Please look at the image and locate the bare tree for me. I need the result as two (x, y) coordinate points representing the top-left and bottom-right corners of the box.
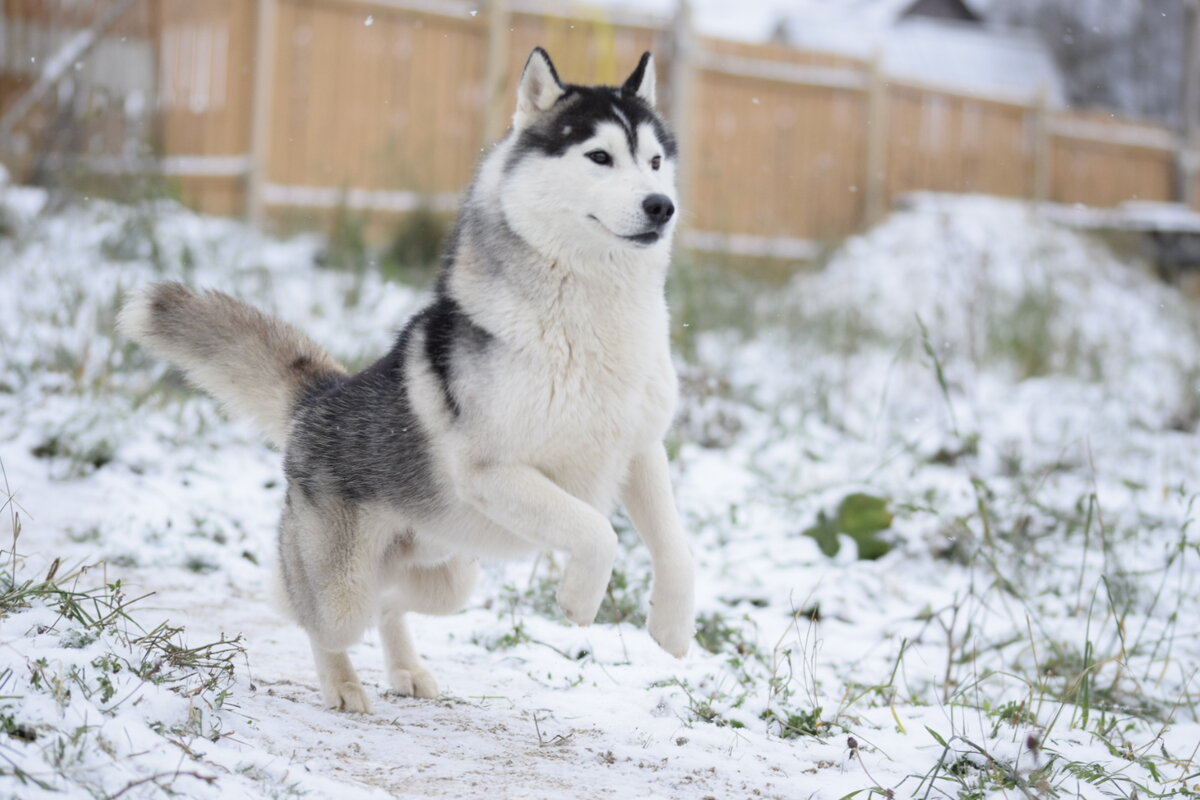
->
(988, 0), (1188, 127)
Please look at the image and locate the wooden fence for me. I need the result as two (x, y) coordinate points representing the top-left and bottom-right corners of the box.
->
(3, 0), (1198, 257)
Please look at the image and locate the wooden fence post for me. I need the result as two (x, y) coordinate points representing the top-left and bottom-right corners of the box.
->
(247, 0), (277, 228)
(1181, 140), (1199, 212)
(863, 49), (887, 226)
(481, 0), (512, 148)
(669, 0), (695, 230)
(147, 0), (165, 159)
(1031, 85), (1051, 203)
(1179, 0), (1199, 207)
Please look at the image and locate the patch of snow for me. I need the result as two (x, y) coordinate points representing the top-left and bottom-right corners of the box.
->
(1, 189), (1197, 798)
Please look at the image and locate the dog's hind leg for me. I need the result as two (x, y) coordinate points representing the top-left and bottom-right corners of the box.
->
(304, 579), (374, 713)
(378, 609), (438, 699)
(278, 495), (376, 713)
(309, 643), (371, 713)
(379, 557), (478, 698)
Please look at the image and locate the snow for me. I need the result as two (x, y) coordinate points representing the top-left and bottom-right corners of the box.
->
(775, 11), (1065, 104)
(1048, 200), (1200, 235)
(568, 0), (797, 42)
(2, 185), (1199, 798)
(797, 193), (1197, 416)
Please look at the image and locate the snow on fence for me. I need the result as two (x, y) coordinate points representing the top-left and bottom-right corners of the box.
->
(2, 0), (1198, 255)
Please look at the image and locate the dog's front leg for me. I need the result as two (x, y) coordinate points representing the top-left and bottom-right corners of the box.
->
(457, 463), (617, 625)
(621, 445), (695, 657)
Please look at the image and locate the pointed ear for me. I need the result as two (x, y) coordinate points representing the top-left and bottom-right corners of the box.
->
(514, 47), (566, 129)
(622, 52), (655, 106)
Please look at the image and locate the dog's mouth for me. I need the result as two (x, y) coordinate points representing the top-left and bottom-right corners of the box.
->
(588, 216), (662, 247)
(622, 230), (661, 246)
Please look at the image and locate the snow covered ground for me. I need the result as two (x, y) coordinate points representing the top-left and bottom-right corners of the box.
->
(2, 183), (1198, 799)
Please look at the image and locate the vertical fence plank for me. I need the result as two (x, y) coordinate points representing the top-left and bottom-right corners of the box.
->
(1178, 0), (1199, 206)
(669, 0), (695, 231)
(247, 0), (276, 226)
(147, 0), (164, 157)
(1031, 85), (1050, 201)
(863, 49), (887, 226)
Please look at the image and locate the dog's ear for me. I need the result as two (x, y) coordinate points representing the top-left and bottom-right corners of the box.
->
(622, 52), (655, 107)
(514, 47), (566, 129)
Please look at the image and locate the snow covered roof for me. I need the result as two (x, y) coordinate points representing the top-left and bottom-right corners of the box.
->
(567, 0), (798, 43)
(790, 0), (984, 26)
(774, 8), (1065, 105)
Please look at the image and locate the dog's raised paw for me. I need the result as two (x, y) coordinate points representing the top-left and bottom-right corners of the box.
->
(388, 667), (439, 699)
(556, 583), (604, 627)
(328, 681), (372, 713)
(648, 613), (693, 658)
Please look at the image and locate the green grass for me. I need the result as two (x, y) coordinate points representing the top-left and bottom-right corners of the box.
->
(657, 258), (1199, 795)
(0, 469), (246, 797)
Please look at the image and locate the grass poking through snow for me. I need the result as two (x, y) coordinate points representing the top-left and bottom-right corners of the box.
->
(2, 188), (1199, 798)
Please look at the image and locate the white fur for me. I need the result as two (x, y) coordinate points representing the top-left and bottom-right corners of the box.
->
(116, 286), (155, 343)
(501, 120), (678, 257)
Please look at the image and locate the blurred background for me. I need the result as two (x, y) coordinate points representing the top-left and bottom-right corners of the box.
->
(2, 0), (1198, 276)
(4, 6), (1200, 794)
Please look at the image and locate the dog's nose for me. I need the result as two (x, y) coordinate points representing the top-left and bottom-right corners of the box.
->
(642, 194), (675, 226)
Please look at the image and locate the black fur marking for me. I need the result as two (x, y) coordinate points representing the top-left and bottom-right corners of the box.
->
(504, 84), (677, 173)
(421, 294), (492, 419)
(622, 52), (652, 96)
(608, 95), (640, 162)
(424, 262), (496, 416)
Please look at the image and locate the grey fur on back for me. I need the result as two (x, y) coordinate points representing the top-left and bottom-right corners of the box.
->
(283, 317), (444, 515)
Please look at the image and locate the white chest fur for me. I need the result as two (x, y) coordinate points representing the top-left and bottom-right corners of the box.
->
(460, 271), (675, 508)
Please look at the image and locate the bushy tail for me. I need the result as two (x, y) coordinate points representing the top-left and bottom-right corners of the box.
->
(118, 282), (346, 446)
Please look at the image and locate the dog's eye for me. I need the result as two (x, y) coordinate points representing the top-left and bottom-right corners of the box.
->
(586, 150), (612, 166)
(650, 155), (662, 171)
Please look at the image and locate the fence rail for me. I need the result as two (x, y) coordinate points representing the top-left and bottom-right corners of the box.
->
(3, 0), (1198, 255)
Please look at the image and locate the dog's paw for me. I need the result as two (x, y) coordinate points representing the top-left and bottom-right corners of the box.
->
(556, 580), (605, 626)
(387, 667), (439, 699)
(648, 607), (694, 658)
(557, 538), (616, 626)
(648, 618), (696, 662)
(325, 681), (372, 713)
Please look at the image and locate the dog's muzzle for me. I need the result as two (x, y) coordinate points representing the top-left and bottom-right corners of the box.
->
(620, 194), (675, 246)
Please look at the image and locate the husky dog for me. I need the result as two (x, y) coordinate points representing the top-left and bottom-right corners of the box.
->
(120, 48), (694, 713)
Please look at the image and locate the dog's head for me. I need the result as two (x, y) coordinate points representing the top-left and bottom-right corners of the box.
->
(499, 48), (679, 258)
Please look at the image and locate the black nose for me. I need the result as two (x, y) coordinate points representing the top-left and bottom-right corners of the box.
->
(642, 194), (675, 226)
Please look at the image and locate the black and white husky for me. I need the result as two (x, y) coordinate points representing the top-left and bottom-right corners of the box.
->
(120, 48), (694, 713)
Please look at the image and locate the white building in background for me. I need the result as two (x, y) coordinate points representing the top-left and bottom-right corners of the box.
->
(772, 0), (1066, 106)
